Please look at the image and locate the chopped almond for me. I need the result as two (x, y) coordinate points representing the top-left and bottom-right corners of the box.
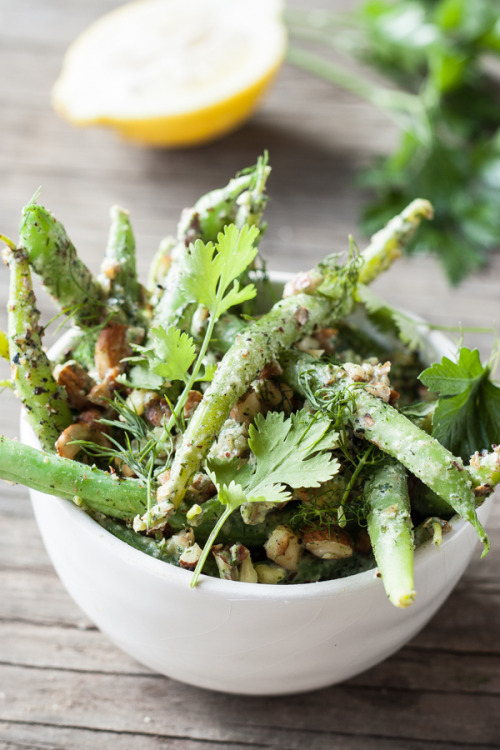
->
(264, 525), (302, 571)
(54, 360), (95, 411)
(94, 322), (131, 380)
(183, 390), (203, 419)
(303, 526), (353, 560)
(179, 543), (203, 570)
(230, 386), (263, 424)
(56, 421), (109, 460)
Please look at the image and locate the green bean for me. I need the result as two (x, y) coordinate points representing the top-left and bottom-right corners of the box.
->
(5, 247), (72, 451)
(410, 484), (454, 518)
(413, 517), (451, 548)
(19, 203), (106, 327)
(364, 461), (415, 608)
(101, 205), (145, 323)
(0, 434), (147, 520)
(357, 198), (433, 285)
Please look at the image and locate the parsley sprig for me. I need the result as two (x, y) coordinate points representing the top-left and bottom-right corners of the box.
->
(190, 410), (340, 585)
(286, 0), (500, 283)
(419, 346), (500, 460)
(132, 224), (259, 439)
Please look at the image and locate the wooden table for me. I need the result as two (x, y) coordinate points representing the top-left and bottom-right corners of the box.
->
(1, 1), (500, 748)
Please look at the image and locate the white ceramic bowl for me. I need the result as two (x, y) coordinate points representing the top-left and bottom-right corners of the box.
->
(22, 278), (494, 695)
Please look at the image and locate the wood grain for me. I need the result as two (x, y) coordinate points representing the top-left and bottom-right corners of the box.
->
(1, 0), (500, 748)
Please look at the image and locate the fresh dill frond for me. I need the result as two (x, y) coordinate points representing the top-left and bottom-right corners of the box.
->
(289, 503), (342, 533)
(298, 370), (358, 458)
(75, 393), (173, 485)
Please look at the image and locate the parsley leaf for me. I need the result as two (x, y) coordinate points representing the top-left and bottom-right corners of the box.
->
(207, 411), (340, 510)
(419, 347), (500, 459)
(181, 224), (259, 316)
(190, 410), (340, 585)
(147, 326), (196, 383)
(132, 325), (196, 385)
(245, 410), (340, 499)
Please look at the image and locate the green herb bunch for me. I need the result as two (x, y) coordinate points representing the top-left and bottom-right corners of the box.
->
(286, 0), (500, 283)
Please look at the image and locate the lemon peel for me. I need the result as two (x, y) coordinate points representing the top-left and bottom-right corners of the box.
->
(52, 0), (287, 147)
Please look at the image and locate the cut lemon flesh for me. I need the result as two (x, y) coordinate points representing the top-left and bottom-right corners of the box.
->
(52, 0), (287, 147)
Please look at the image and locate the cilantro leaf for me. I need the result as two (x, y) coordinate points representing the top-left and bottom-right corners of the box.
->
(419, 347), (500, 459)
(119, 364), (164, 390)
(197, 362), (217, 383)
(137, 326), (196, 384)
(206, 456), (254, 493)
(207, 410), (340, 511)
(215, 224), (260, 292)
(248, 411), (340, 495)
(180, 239), (218, 310)
(180, 224), (259, 316)
(137, 225), (259, 436)
(191, 409), (340, 586)
(217, 480), (250, 511)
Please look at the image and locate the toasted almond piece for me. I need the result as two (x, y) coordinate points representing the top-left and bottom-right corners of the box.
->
(179, 543), (203, 570)
(127, 388), (162, 417)
(169, 528), (195, 552)
(143, 395), (172, 427)
(303, 526), (353, 560)
(56, 422), (109, 459)
(314, 327), (338, 355)
(230, 385), (263, 424)
(212, 545), (239, 581)
(94, 322), (131, 380)
(255, 562), (287, 584)
(264, 525), (302, 571)
(113, 458), (137, 478)
(185, 472), (216, 503)
(87, 374), (119, 405)
(255, 378), (294, 414)
(157, 469), (171, 485)
(54, 360), (95, 411)
(183, 390), (203, 419)
(239, 554), (258, 583)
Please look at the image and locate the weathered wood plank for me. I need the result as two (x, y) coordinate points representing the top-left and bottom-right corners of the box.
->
(0, 723), (269, 750)
(1, 663), (500, 748)
(0, 721), (497, 750)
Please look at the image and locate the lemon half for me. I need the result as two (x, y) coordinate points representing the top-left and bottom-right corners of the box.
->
(52, 0), (287, 147)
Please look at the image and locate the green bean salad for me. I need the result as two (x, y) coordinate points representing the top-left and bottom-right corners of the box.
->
(1, 156), (499, 608)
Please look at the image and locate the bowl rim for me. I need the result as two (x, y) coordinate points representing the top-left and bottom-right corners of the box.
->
(27, 269), (488, 603)
(29, 473), (491, 603)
